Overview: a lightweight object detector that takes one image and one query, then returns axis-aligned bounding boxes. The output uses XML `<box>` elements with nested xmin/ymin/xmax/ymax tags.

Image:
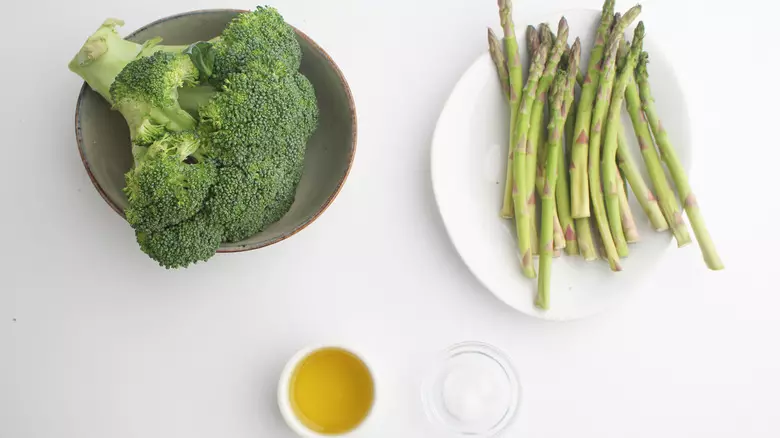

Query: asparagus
<box><xmin>488</xmin><ymin>29</ymin><xmax>510</xmax><ymax>100</ymax></box>
<box><xmin>530</xmin><ymin>190</ymin><xmax>539</xmax><ymax>256</ymax></box>
<box><xmin>526</xmin><ymin>24</ymin><xmax>540</xmax><ymax>56</ymax></box>
<box><xmin>603</xmin><ymin>23</ymin><xmax>646</xmax><ymax>258</ymax></box>
<box><xmin>559</xmin><ymin>39</ymin><xmax>586</xmax><ymax>87</ymax></box>
<box><xmin>536</xmin><ymin>72</ymin><xmax>568</xmax><ymax>310</ymax></box>
<box><xmin>616</xmin><ymin>165</ymin><xmax>640</xmax><ymax>243</ymax></box>
<box><xmin>527</xmin><ymin>23</ymin><xmax>556</xmax><ymax>192</ymax></box>
<box><xmin>617</xmin><ymin>122</ymin><xmax>668</xmax><ymax>231</ymax></box>
<box><xmin>558</xmin><ymin>40</ymin><xmax>582</xmax><ymax>256</ymax></box>
<box><xmin>624</xmin><ymin>72</ymin><xmax>691</xmax><ymax>248</ymax></box>
<box><xmin>553</xmin><ymin>207</ymin><xmax>566</xmax><ymax>250</ymax></box>
<box><xmin>498</xmin><ymin>0</ymin><xmax>524</xmax><ymax>219</ymax></box>
<box><xmin>527</xmin><ymin>23</ymin><xmax>552</xmax><ymax>256</ymax></box>
<box><xmin>636</xmin><ymin>53</ymin><xmax>724</xmax><ymax>270</ymax></box>
<box><xmin>569</xmin><ymin>0</ymin><xmax>615</xmax><ymax>219</ymax></box>
<box><xmin>533</xmin><ymin>111</ymin><xmax>566</xmax><ymax>252</ymax></box>
<box><xmin>513</xmin><ymin>44</ymin><xmax>549</xmax><ymax>278</ymax></box>
<box><xmin>587</xmin><ymin>29</ymin><xmax>623</xmax><ymax>271</ymax></box>
<box><xmin>530</xmin><ymin>19</ymin><xmax>569</xmax><ymax>251</ymax></box>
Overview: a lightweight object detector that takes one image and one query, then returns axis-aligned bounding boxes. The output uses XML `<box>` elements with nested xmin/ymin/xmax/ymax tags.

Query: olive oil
<box><xmin>289</xmin><ymin>347</ymin><xmax>374</xmax><ymax>435</ymax></box>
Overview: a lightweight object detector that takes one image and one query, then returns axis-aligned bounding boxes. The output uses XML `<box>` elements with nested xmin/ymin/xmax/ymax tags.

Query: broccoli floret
<box><xmin>197</xmin><ymin>71</ymin><xmax>318</xmax><ymax>167</ymax></box>
<box><xmin>210</xmin><ymin>6</ymin><xmax>301</xmax><ymax>83</ymax></box>
<box><xmin>136</xmin><ymin>213</ymin><xmax>223</xmax><ymax>269</ymax></box>
<box><xmin>124</xmin><ymin>132</ymin><xmax>216</xmax><ymax>232</ymax></box>
<box><xmin>205</xmin><ymin>156</ymin><xmax>301</xmax><ymax>242</ymax></box>
<box><xmin>110</xmin><ymin>51</ymin><xmax>200</xmax><ymax>145</ymax></box>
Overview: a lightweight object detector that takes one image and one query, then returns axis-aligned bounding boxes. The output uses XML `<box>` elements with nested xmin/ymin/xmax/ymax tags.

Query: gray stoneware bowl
<box><xmin>75</xmin><ymin>9</ymin><xmax>357</xmax><ymax>252</ymax></box>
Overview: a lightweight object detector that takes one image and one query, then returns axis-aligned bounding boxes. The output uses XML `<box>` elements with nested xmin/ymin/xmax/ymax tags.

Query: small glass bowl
<box><xmin>422</xmin><ymin>341</ymin><xmax>521</xmax><ymax>436</ymax></box>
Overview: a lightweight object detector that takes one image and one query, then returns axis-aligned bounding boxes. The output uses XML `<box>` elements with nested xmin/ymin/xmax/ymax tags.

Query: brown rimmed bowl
<box><xmin>74</xmin><ymin>9</ymin><xmax>357</xmax><ymax>253</ymax></box>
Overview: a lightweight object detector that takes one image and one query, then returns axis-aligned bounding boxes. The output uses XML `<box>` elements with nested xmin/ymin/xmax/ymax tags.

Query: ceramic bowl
<box><xmin>74</xmin><ymin>9</ymin><xmax>357</xmax><ymax>252</ymax></box>
<box><xmin>277</xmin><ymin>344</ymin><xmax>377</xmax><ymax>437</ymax></box>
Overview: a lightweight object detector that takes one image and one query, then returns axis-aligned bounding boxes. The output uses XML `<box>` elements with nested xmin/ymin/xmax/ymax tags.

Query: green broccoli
<box><xmin>68</xmin><ymin>20</ymin><xmax>199</xmax><ymax>145</ymax></box>
<box><xmin>195</xmin><ymin>70</ymin><xmax>317</xmax><ymax>167</ymax></box>
<box><xmin>209</xmin><ymin>6</ymin><xmax>302</xmax><ymax>83</ymax></box>
<box><xmin>136</xmin><ymin>213</ymin><xmax>223</xmax><ymax>269</ymax></box>
<box><xmin>110</xmin><ymin>51</ymin><xmax>200</xmax><ymax>145</ymax></box>
<box><xmin>205</xmin><ymin>156</ymin><xmax>302</xmax><ymax>242</ymax></box>
<box><xmin>124</xmin><ymin>131</ymin><xmax>217</xmax><ymax>233</ymax></box>
<box><xmin>69</xmin><ymin>6</ymin><xmax>319</xmax><ymax>269</ymax></box>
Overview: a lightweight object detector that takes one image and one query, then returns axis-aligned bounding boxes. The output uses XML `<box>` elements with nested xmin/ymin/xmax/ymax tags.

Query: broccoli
<box><xmin>124</xmin><ymin>132</ymin><xmax>217</xmax><ymax>233</ymax></box>
<box><xmin>196</xmin><ymin>70</ymin><xmax>317</xmax><ymax>167</ymax></box>
<box><xmin>136</xmin><ymin>213</ymin><xmax>223</xmax><ymax>269</ymax></box>
<box><xmin>68</xmin><ymin>19</ymin><xmax>202</xmax><ymax>145</ymax></box>
<box><xmin>110</xmin><ymin>51</ymin><xmax>200</xmax><ymax>145</ymax></box>
<box><xmin>209</xmin><ymin>6</ymin><xmax>302</xmax><ymax>82</ymax></box>
<box><xmin>69</xmin><ymin>6</ymin><xmax>319</xmax><ymax>269</ymax></box>
<box><xmin>205</xmin><ymin>156</ymin><xmax>302</xmax><ymax>243</ymax></box>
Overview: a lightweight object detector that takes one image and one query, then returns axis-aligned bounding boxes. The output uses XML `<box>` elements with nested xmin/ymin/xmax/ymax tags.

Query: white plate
<box><xmin>431</xmin><ymin>8</ymin><xmax>691</xmax><ymax>321</ymax></box>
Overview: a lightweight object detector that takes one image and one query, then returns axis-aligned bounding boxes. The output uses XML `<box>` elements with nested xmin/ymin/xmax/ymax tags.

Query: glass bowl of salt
<box><xmin>422</xmin><ymin>341</ymin><xmax>521</xmax><ymax>436</ymax></box>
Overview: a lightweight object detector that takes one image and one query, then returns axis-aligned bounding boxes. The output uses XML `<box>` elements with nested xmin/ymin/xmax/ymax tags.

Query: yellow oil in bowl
<box><xmin>289</xmin><ymin>347</ymin><xmax>375</xmax><ymax>435</ymax></box>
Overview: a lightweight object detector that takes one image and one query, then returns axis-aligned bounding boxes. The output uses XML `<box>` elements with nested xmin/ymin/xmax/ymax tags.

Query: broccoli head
<box><xmin>124</xmin><ymin>132</ymin><xmax>216</xmax><ymax>233</ymax></box>
<box><xmin>204</xmin><ymin>155</ymin><xmax>302</xmax><ymax>243</ymax></box>
<box><xmin>136</xmin><ymin>213</ymin><xmax>223</xmax><ymax>269</ymax></box>
<box><xmin>197</xmin><ymin>70</ymin><xmax>318</xmax><ymax>167</ymax></box>
<box><xmin>210</xmin><ymin>6</ymin><xmax>302</xmax><ymax>83</ymax></box>
<box><xmin>110</xmin><ymin>51</ymin><xmax>200</xmax><ymax>145</ymax></box>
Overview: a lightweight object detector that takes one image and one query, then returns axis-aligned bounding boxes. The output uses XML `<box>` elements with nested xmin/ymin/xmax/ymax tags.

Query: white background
<box><xmin>1</xmin><ymin>0</ymin><xmax>777</xmax><ymax>437</ymax></box>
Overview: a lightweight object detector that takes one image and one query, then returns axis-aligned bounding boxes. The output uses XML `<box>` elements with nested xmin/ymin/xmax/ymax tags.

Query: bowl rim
<box><xmin>74</xmin><ymin>8</ymin><xmax>358</xmax><ymax>254</ymax></box>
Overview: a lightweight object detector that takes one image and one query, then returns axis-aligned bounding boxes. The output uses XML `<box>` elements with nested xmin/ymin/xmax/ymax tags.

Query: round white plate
<box><xmin>431</xmin><ymin>8</ymin><xmax>691</xmax><ymax>320</ymax></box>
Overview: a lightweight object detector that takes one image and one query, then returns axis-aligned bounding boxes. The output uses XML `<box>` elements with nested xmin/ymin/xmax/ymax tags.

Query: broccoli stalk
<box><xmin>69</xmin><ymin>19</ymin><xmax>203</xmax><ymax>146</ymax></box>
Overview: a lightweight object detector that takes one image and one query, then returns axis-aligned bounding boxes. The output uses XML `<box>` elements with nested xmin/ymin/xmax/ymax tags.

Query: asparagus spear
<box><xmin>603</xmin><ymin>23</ymin><xmax>645</xmax><ymax>258</ymax></box>
<box><xmin>533</xmin><ymin>111</ymin><xmax>566</xmax><ymax>252</ymax></box>
<box><xmin>513</xmin><ymin>44</ymin><xmax>549</xmax><ymax>278</ymax></box>
<box><xmin>570</xmin><ymin>1</ymin><xmax>615</xmax><ymax>261</ymax></box>
<box><xmin>488</xmin><ymin>28</ymin><xmax>510</xmax><ymax>100</ymax></box>
<box><xmin>536</xmin><ymin>72</ymin><xmax>568</xmax><ymax>310</ymax></box>
<box><xmin>530</xmin><ymin>19</ymin><xmax>569</xmax><ymax>251</ymax></box>
<box><xmin>616</xmin><ymin>165</ymin><xmax>640</xmax><ymax>243</ymax></box>
<box><xmin>587</xmin><ymin>28</ymin><xmax>623</xmax><ymax>271</ymax></box>
<box><xmin>617</xmin><ymin>122</ymin><xmax>668</xmax><ymax>231</ymax></box>
<box><xmin>624</xmin><ymin>71</ymin><xmax>691</xmax><ymax>248</ymax></box>
<box><xmin>498</xmin><ymin>0</ymin><xmax>523</xmax><ymax>219</ymax></box>
<box><xmin>569</xmin><ymin>0</ymin><xmax>615</xmax><ymax>219</ymax></box>
<box><xmin>527</xmin><ymin>23</ymin><xmax>552</xmax><ymax>256</ymax></box>
<box><xmin>537</xmin><ymin>45</ymin><xmax>580</xmax><ymax>309</ymax></box>
<box><xmin>490</xmin><ymin>29</ymin><xmax>547</xmax><ymax>256</ymax></box>
<box><xmin>558</xmin><ymin>40</ymin><xmax>582</xmax><ymax>256</ymax></box>
<box><xmin>636</xmin><ymin>53</ymin><xmax>724</xmax><ymax>270</ymax></box>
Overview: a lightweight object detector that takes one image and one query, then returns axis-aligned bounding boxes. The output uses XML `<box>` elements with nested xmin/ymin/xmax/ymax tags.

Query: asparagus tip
<box><xmin>570</xmin><ymin>38</ymin><xmax>581</xmax><ymax>66</ymax></box>
<box><xmin>539</xmin><ymin>22</ymin><xmax>553</xmax><ymax>47</ymax></box>
<box><xmin>634</xmin><ymin>20</ymin><xmax>646</xmax><ymax>42</ymax></box>
<box><xmin>558</xmin><ymin>16</ymin><xmax>568</xmax><ymax>33</ymax></box>
<box><xmin>618</xmin><ymin>39</ymin><xmax>629</xmax><ymax>59</ymax></box>
<box><xmin>526</xmin><ymin>25</ymin><xmax>540</xmax><ymax>54</ymax></box>
<box><xmin>622</xmin><ymin>4</ymin><xmax>643</xmax><ymax>24</ymax></box>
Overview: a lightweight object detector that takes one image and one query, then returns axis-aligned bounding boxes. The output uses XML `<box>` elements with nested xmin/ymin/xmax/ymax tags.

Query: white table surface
<box><xmin>2</xmin><ymin>0</ymin><xmax>777</xmax><ymax>437</ymax></box>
